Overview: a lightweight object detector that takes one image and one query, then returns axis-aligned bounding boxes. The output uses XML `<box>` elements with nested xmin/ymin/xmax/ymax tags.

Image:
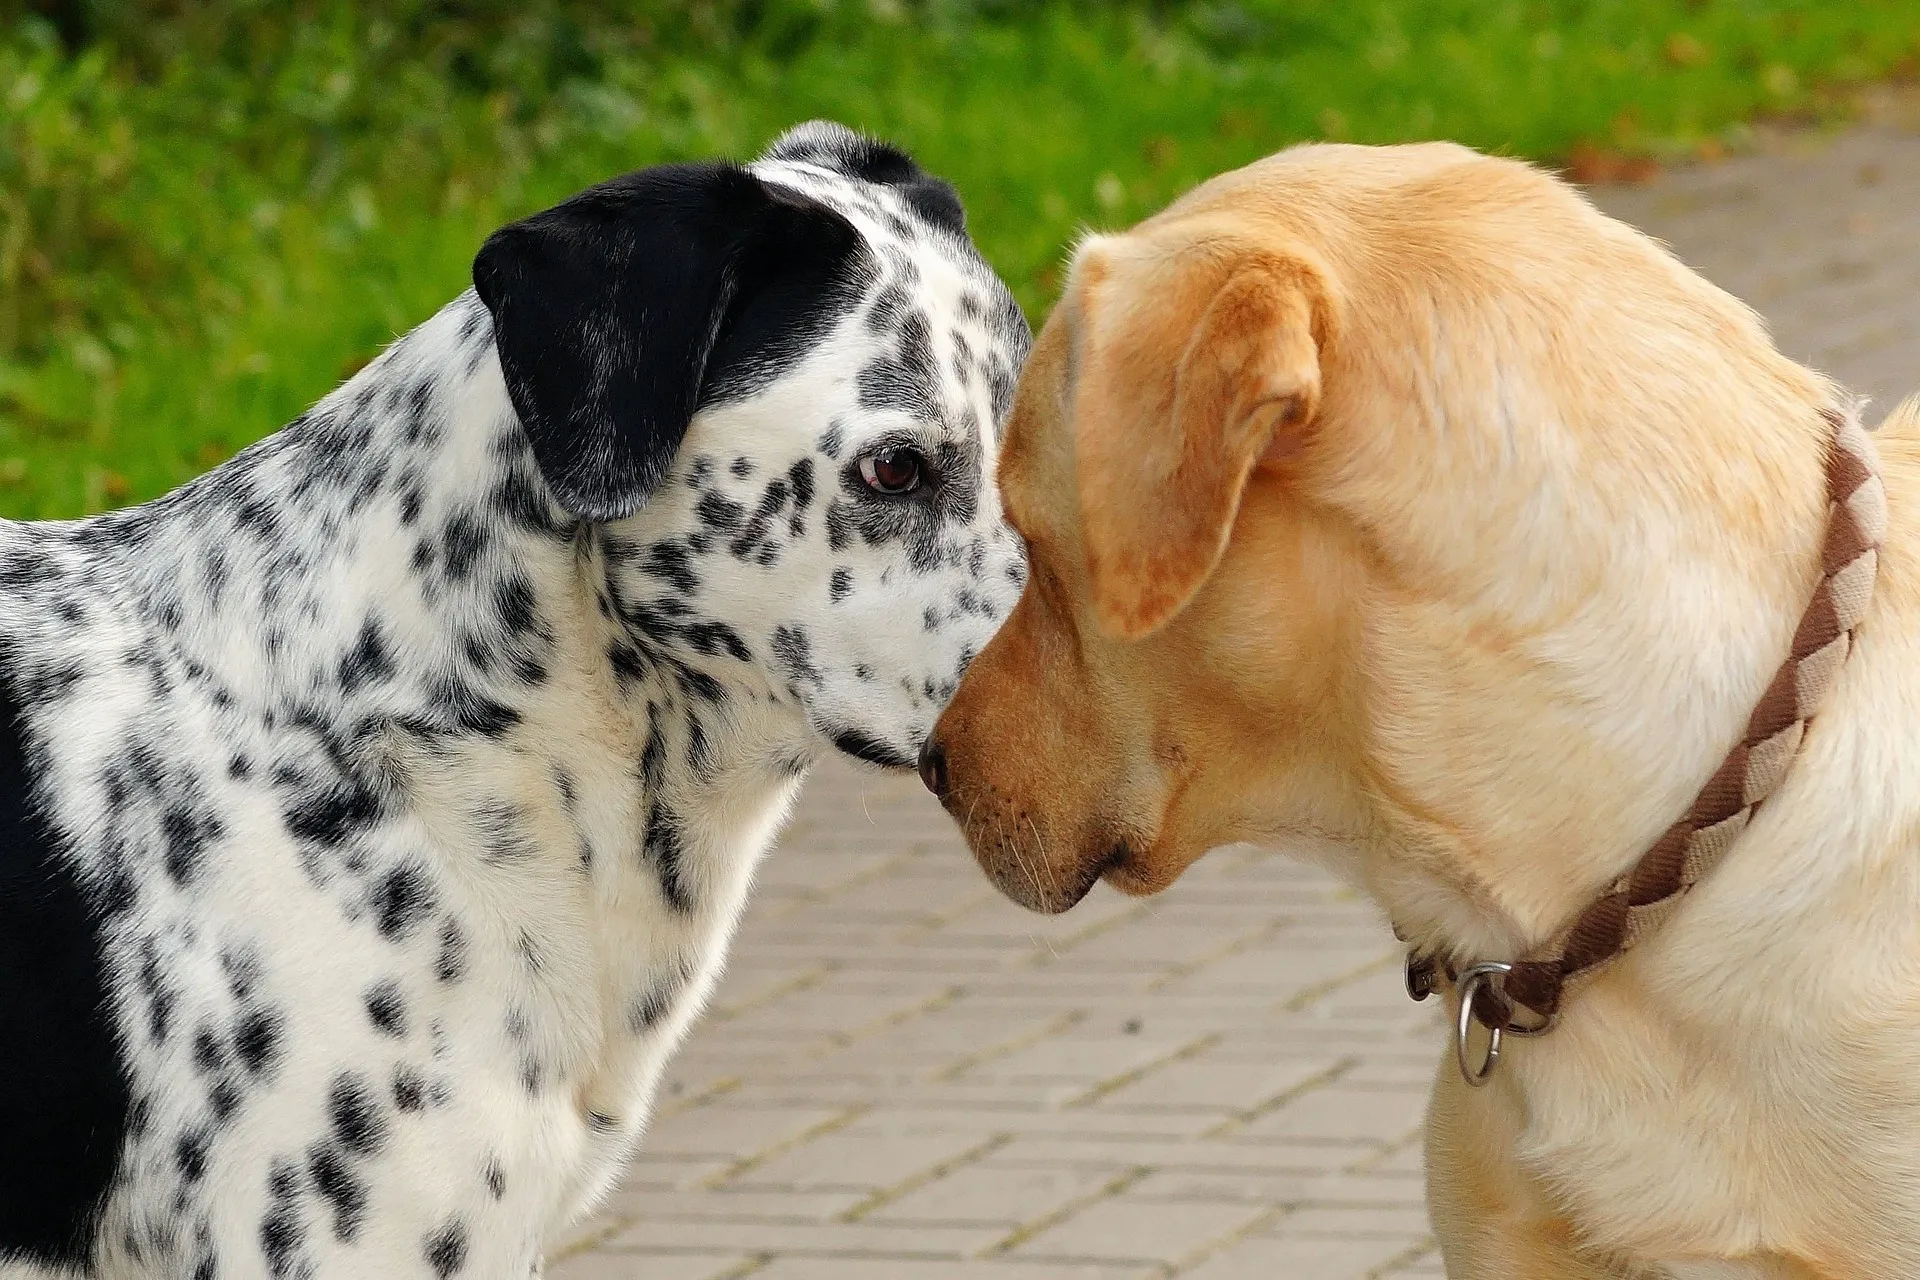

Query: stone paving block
<box><xmin>1094</xmin><ymin>1053</ymin><xmax>1345</xmax><ymax>1112</ymax></box>
<box><xmin>963</xmin><ymin>1034</ymin><xmax>1200</xmax><ymax>1086</ymax></box>
<box><xmin>548</xmin><ymin>1250</ymin><xmax>750</xmax><ymax>1280</ymax></box>
<box><xmin>989</xmin><ymin>1135</ymin><xmax>1367</xmax><ymax>1174</ymax></box>
<box><xmin>640</xmin><ymin>1105</ymin><xmax>854</xmax><ymax>1163</ymax></box>
<box><xmin>602</xmin><ymin>1216</ymin><xmax>1000</xmax><ymax>1257</ymax></box>
<box><xmin>1178</xmin><ymin>1235</ymin><xmax>1425</xmax><ymax>1280</ymax></box>
<box><xmin>1274</xmin><ymin>1203</ymin><xmax>1434</xmax><ymax>1238</ymax></box>
<box><xmin>1238</xmin><ymin>1085</ymin><xmax>1429</xmax><ymax>1146</ymax></box>
<box><xmin>594</xmin><ymin>1186</ymin><xmax>865</xmax><ymax>1223</ymax></box>
<box><xmin>1123</xmin><ymin>1167</ymin><xmax>1323</xmax><ymax>1206</ymax></box>
<box><xmin>1010</xmin><ymin>1195</ymin><xmax>1273</xmax><ymax>1267</ymax></box>
<box><xmin>728</xmin><ymin>1123</ymin><xmax>999</xmax><ymax>1192</ymax></box>
<box><xmin>752</xmin><ymin>1260</ymin><xmax>1160</xmax><ymax>1280</ymax></box>
<box><xmin>867</xmin><ymin>1161</ymin><xmax>1126</xmax><ymax>1226</ymax></box>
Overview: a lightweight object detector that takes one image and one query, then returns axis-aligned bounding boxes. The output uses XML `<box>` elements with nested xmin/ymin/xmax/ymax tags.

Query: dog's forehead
<box><xmin>751</xmin><ymin>160</ymin><xmax>1028</xmax><ymax>452</ymax></box>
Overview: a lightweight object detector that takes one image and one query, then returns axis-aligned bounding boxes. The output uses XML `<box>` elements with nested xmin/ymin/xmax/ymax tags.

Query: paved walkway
<box><xmin>554</xmin><ymin>96</ymin><xmax>1920</xmax><ymax>1280</ymax></box>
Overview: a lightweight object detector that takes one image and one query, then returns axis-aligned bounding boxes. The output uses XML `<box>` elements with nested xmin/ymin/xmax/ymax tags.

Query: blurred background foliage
<box><xmin>4</xmin><ymin>0</ymin><xmax>1920</xmax><ymax>516</ymax></box>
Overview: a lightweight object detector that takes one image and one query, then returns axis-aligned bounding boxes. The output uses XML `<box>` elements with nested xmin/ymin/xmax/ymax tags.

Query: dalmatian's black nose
<box><xmin>918</xmin><ymin>739</ymin><xmax>950</xmax><ymax>800</ymax></box>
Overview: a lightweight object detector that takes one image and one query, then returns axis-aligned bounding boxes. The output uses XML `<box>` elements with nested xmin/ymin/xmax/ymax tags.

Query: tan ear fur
<box><xmin>1072</xmin><ymin>245</ymin><xmax>1324</xmax><ymax>640</ymax></box>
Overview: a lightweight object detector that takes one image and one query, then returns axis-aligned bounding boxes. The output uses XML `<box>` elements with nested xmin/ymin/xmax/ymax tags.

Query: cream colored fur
<box><xmin>929</xmin><ymin>140</ymin><xmax>1920</xmax><ymax>1278</ymax></box>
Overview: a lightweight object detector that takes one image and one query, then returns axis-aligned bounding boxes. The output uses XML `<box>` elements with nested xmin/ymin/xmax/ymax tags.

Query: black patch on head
<box><xmin>761</xmin><ymin>120</ymin><xmax>967</xmax><ymax>234</ymax></box>
<box><xmin>829</xmin><ymin>567</ymin><xmax>852</xmax><ymax>602</ymax></box>
<box><xmin>0</xmin><ymin>665</ymin><xmax>131</xmax><ymax>1268</ymax></box>
<box><xmin>483</xmin><ymin>1158</ymin><xmax>506</xmax><ymax>1200</ymax></box>
<box><xmin>473</xmin><ymin>160</ymin><xmax>868</xmax><ymax>521</ymax></box>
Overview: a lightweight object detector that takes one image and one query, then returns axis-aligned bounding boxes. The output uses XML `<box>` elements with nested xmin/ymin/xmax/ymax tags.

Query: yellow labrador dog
<box><xmin>920</xmin><ymin>141</ymin><xmax>1920</xmax><ymax>1279</ymax></box>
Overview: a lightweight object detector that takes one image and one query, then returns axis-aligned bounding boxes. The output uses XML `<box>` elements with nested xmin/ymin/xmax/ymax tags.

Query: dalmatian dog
<box><xmin>0</xmin><ymin>121</ymin><xmax>1029</xmax><ymax>1279</ymax></box>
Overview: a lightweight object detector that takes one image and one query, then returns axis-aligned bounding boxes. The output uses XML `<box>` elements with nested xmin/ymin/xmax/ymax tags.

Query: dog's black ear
<box><xmin>761</xmin><ymin>120</ymin><xmax>967</xmax><ymax>235</ymax></box>
<box><xmin>473</xmin><ymin>162</ymin><xmax>863</xmax><ymax>521</ymax></box>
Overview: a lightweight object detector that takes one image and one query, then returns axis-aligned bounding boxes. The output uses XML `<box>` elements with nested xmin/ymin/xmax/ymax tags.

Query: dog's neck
<box><xmin>1365</xmin><ymin>401</ymin><xmax>1901</xmax><ymax>977</ymax></box>
<box><xmin>95</xmin><ymin>292</ymin><xmax>817</xmax><ymax>861</ymax></box>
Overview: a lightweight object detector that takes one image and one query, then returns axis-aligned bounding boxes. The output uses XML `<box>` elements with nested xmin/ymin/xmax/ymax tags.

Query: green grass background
<box><xmin>6</xmin><ymin>0</ymin><xmax>1920</xmax><ymax>518</ymax></box>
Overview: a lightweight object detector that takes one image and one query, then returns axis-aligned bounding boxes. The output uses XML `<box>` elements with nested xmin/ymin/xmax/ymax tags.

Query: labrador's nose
<box><xmin>918</xmin><ymin>738</ymin><xmax>951</xmax><ymax>800</ymax></box>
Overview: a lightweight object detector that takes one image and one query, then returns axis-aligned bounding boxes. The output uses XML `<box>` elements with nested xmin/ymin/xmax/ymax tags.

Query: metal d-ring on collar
<box><xmin>1406</xmin><ymin>953</ymin><xmax>1555</xmax><ymax>1087</ymax></box>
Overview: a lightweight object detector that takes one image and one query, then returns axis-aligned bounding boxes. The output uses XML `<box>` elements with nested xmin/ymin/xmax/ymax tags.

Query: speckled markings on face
<box><xmin>0</xmin><ymin>121</ymin><xmax>1028</xmax><ymax>1279</ymax></box>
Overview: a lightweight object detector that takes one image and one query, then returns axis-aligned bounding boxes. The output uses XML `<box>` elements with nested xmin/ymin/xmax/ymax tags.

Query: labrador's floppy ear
<box><xmin>473</xmin><ymin>162</ymin><xmax>862</xmax><ymax>521</ymax></box>
<box><xmin>1072</xmin><ymin>243</ymin><xmax>1327</xmax><ymax>640</ymax></box>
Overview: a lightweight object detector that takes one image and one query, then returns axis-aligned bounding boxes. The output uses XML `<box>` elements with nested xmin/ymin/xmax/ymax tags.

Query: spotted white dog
<box><xmin>0</xmin><ymin>121</ymin><xmax>1029</xmax><ymax>1279</ymax></box>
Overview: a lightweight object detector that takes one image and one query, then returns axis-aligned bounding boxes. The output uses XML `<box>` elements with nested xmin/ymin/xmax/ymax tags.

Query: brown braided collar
<box><xmin>1406</xmin><ymin>407</ymin><xmax>1886</xmax><ymax>1069</ymax></box>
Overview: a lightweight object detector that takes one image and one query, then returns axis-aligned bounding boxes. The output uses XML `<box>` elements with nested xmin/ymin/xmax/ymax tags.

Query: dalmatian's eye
<box><xmin>857</xmin><ymin>448</ymin><xmax>925</xmax><ymax>496</ymax></box>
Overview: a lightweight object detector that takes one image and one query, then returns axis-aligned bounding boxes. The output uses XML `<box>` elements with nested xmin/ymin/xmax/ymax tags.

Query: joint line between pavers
<box><xmin>1166</xmin><ymin>1204</ymin><xmax>1291</xmax><ymax>1277</ymax></box>
<box><xmin>656</xmin><ymin>1074</ymin><xmax>744</xmax><ymax>1120</ymax></box>
<box><xmin>1367</xmin><ymin>1236</ymin><xmax>1440</xmax><ymax>1278</ymax></box>
<box><xmin>703</xmin><ymin>1105</ymin><xmax>869</xmax><ymax>1188</ymax></box>
<box><xmin>839</xmin><ymin>1132</ymin><xmax>1014</xmax><ymax>1222</ymax></box>
<box><xmin>1064</xmin><ymin>1031</ymin><xmax>1225</xmax><ymax>1109</ymax></box>
<box><xmin>1277</xmin><ymin>951</ymin><xmax>1401</xmax><ymax>1012</ymax></box>
<box><xmin>709</xmin><ymin>965</ymin><xmax>834</xmax><ymax>1023</ymax></box>
<box><xmin>979</xmin><ymin>1164</ymin><xmax>1152</xmax><ymax>1257</ymax></box>
<box><xmin>1347</xmin><ymin>1126</ymin><xmax>1426</xmax><ymax>1176</ymax></box>
<box><xmin>762</xmin><ymin>843</ymin><xmax>932</xmax><ymax>921</ymax></box>
<box><xmin>1201</xmin><ymin>1055</ymin><xmax>1361</xmax><ymax>1140</ymax></box>
<box><xmin>934</xmin><ymin>1008</ymin><xmax>1089</xmax><ymax>1081</ymax></box>
<box><xmin>1018</xmin><ymin>904</ymin><xmax>1155</xmax><ymax>968</ymax></box>
<box><xmin>1145</xmin><ymin>916</ymin><xmax>1298</xmax><ymax>994</ymax></box>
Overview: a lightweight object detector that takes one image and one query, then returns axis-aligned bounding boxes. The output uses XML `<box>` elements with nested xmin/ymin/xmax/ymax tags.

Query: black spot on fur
<box><xmin>327</xmin><ymin>1073</ymin><xmax>386</xmax><ymax>1158</ymax></box>
<box><xmin>831</xmin><ymin>729</ymin><xmax>916</xmax><ymax>770</ymax></box>
<box><xmin>337</xmin><ymin>618</ymin><xmax>395</xmax><ymax>694</ymax></box>
<box><xmin>370</xmin><ymin>863</ymin><xmax>436</xmax><ymax>941</ymax></box>
<box><xmin>307</xmin><ymin>1141</ymin><xmax>367</xmax><ymax>1242</ymax></box>
<box><xmin>364</xmin><ymin>981</ymin><xmax>408</xmax><ymax>1037</ymax></box>
<box><xmin>435</xmin><ymin>918</ymin><xmax>467</xmax><ymax>983</ymax></box>
<box><xmin>424</xmin><ymin>1220</ymin><xmax>468</xmax><ymax>1278</ymax></box>
<box><xmin>771</xmin><ymin>625</ymin><xmax>821</xmax><ymax>690</ymax></box>
<box><xmin>162</xmin><ymin>802</ymin><xmax>224</xmax><ymax>886</ymax></box>
<box><xmin>176</xmin><ymin>1127</ymin><xmax>210</xmax><ymax>1182</ymax></box>
<box><xmin>282</xmin><ymin>778</ymin><xmax>383</xmax><ymax>850</ymax></box>
<box><xmin>440</xmin><ymin>511</ymin><xmax>488</xmax><ymax>581</ymax></box>
<box><xmin>260</xmin><ymin>1159</ymin><xmax>307</xmax><ymax>1278</ymax></box>
<box><xmin>392</xmin><ymin>1067</ymin><xmax>426</xmax><ymax>1114</ymax></box>
<box><xmin>643</xmin><ymin>800</ymin><xmax>693</xmax><ymax>912</ymax></box>
<box><xmin>233</xmin><ymin>1007</ymin><xmax>283</xmax><ymax>1076</ymax></box>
